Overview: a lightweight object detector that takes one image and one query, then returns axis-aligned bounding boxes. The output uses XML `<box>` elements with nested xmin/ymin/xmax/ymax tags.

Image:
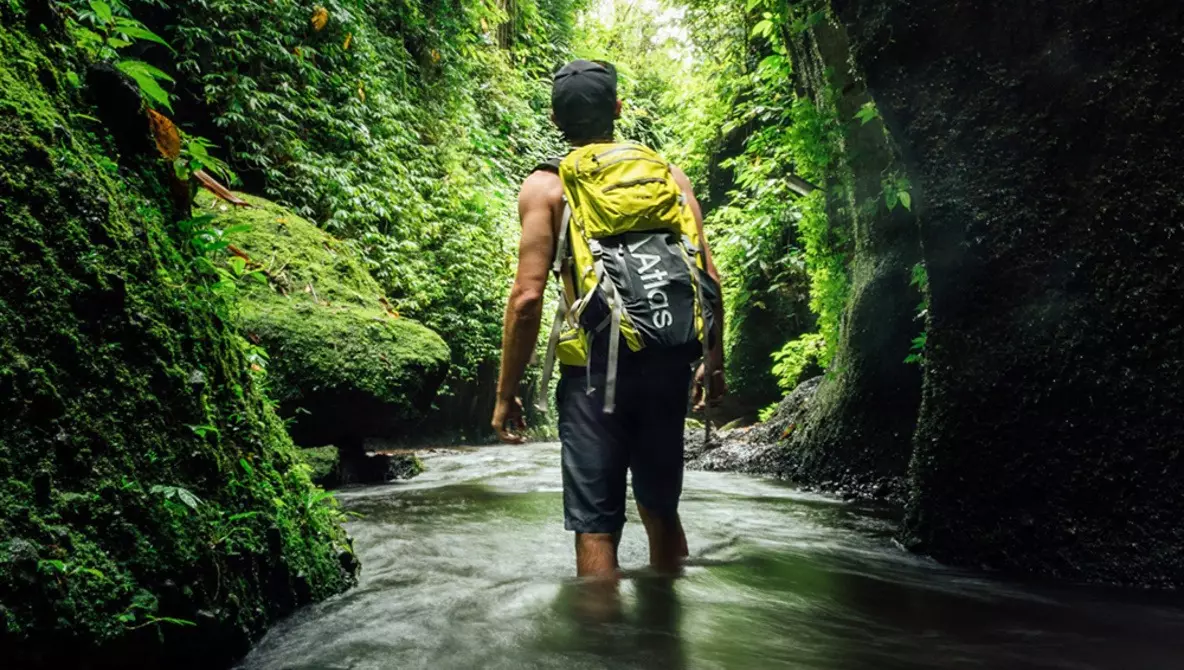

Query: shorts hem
<box><xmin>564</xmin><ymin>519</ymin><xmax>626</xmax><ymax>534</ymax></box>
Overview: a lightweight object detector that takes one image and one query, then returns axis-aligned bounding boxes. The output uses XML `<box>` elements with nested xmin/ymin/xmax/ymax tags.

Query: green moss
<box><xmin>296</xmin><ymin>446</ymin><xmax>340</xmax><ymax>486</ymax></box>
<box><xmin>0</xmin><ymin>20</ymin><xmax>355</xmax><ymax>666</ymax></box>
<box><xmin>196</xmin><ymin>192</ymin><xmax>450</xmax><ymax>432</ymax></box>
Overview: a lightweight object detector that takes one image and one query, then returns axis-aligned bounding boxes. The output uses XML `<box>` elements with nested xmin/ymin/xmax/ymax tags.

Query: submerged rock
<box><xmin>198</xmin><ymin>193</ymin><xmax>451</xmax><ymax>447</ymax></box>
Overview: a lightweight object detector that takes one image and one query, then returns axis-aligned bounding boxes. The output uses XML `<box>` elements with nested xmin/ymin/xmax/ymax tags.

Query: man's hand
<box><xmin>692</xmin><ymin>364</ymin><xmax>727</xmax><ymax>411</ymax></box>
<box><xmin>492</xmin><ymin>396</ymin><xmax>527</xmax><ymax>444</ymax></box>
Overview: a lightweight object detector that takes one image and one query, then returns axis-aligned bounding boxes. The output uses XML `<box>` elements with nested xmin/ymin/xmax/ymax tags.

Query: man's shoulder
<box><xmin>519</xmin><ymin>168</ymin><xmax>562</xmax><ymax>201</ymax></box>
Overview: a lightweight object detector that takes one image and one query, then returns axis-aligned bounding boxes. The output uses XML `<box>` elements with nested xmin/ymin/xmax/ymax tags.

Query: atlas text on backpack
<box><xmin>536</xmin><ymin>142</ymin><xmax>719</xmax><ymax>413</ymax></box>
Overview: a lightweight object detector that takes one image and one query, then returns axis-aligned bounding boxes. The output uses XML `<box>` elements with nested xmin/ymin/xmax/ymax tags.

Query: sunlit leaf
<box><xmin>311</xmin><ymin>6</ymin><xmax>329</xmax><ymax>31</ymax></box>
<box><xmin>116</xmin><ymin>59</ymin><xmax>174</xmax><ymax>112</ymax></box>
<box><xmin>117</xmin><ymin>24</ymin><xmax>175</xmax><ymax>52</ymax></box>
<box><xmin>89</xmin><ymin>0</ymin><xmax>113</xmax><ymax>24</ymax></box>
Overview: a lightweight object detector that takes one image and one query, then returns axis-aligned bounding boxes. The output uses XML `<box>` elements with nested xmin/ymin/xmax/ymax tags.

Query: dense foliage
<box><xmin>0</xmin><ymin>6</ymin><xmax>354</xmax><ymax>663</ymax></box>
<box><xmin>127</xmin><ymin>0</ymin><xmax>582</xmax><ymax>387</ymax></box>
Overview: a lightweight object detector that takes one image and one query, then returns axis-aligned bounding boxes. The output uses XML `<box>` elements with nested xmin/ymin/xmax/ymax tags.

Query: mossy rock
<box><xmin>295</xmin><ymin>446</ymin><xmax>423</xmax><ymax>488</ymax></box>
<box><xmin>0</xmin><ymin>15</ymin><xmax>354</xmax><ymax>668</ymax></box>
<box><xmin>297</xmin><ymin>446</ymin><xmax>341</xmax><ymax>486</ymax></box>
<box><xmin>196</xmin><ymin>192</ymin><xmax>450</xmax><ymax>447</ymax></box>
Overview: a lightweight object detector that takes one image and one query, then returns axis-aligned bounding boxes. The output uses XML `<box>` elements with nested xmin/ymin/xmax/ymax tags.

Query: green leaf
<box><xmin>115</xmin><ymin>59</ymin><xmax>174</xmax><ymax>112</ymax></box>
<box><xmin>227</xmin><ymin>256</ymin><xmax>247</xmax><ymax>276</ymax></box>
<box><xmin>757</xmin><ymin>55</ymin><xmax>784</xmax><ymax>72</ymax></box>
<box><xmin>855</xmin><ymin>101</ymin><xmax>879</xmax><ymax>125</ymax></box>
<box><xmin>90</xmin><ymin>0</ymin><xmax>113</xmax><ymax>24</ymax></box>
<box><xmin>176</xmin><ymin>488</ymin><xmax>202</xmax><ymax>511</ymax></box>
<box><xmin>106</xmin><ymin>37</ymin><xmax>132</xmax><ymax>49</ymax></box>
<box><xmin>186</xmin><ymin>423</ymin><xmax>220</xmax><ymax>438</ymax></box>
<box><xmin>210</xmin><ymin>278</ymin><xmax>237</xmax><ymax>296</ymax></box>
<box><xmin>746</xmin><ymin>0</ymin><xmax>763</xmax><ymax>11</ymax></box>
<box><xmin>899</xmin><ymin>191</ymin><xmax>912</xmax><ymax>211</ymax></box>
<box><xmin>222</xmin><ymin>224</ymin><xmax>251</xmax><ymax>237</ymax></box>
<box><xmin>117</xmin><ymin>25</ymin><xmax>175</xmax><ymax>52</ymax></box>
<box><xmin>751</xmin><ymin>19</ymin><xmax>772</xmax><ymax>38</ymax></box>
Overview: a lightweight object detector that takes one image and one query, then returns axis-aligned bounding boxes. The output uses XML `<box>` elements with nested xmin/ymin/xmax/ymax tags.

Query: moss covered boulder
<box><xmin>0</xmin><ymin>11</ymin><xmax>354</xmax><ymax>668</ymax></box>
<box><xmin>197</xmin><ymin>193</ymin><xmax>450</xmax><ymax>448</ymax></box>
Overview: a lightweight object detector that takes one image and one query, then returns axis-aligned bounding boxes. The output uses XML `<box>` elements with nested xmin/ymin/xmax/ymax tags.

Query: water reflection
<box><xmin>535</xmin><ymin>576</ymin><xmax>686</xmax><ymax>670</ymax></box>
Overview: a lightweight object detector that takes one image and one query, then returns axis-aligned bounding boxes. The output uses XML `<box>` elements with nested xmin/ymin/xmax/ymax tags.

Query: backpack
<box><xmin>536</xmin><ymin>142</ymin><xmax>719</xmax><ymax>413</ymax></box>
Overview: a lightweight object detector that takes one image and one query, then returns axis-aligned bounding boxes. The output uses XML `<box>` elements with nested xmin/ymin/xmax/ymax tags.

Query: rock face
<box><xmin>834</xmin><ymin>0</ymin><xmax>1184</xmax><ymax>585</ymax></box>
<box><xmin>0</xmin><ymin>14</ymin><xmax>355</xmax><ymax>667</ymax></box>
<box><xmin>780</xmin><ymin>16</ymin><xmax>923</xmax><ymax>485</ymax></box>
<box><xmin>199</xmin><ymin>193</ymin><xmax>451</xmax><ymax>448</ymax></box>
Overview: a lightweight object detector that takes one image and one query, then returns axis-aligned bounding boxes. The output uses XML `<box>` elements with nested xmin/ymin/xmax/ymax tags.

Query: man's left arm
<box><xmin>492</xmin><ymin>173</ymin><xmax>556</xmax><ymax>443</ymax></box>
<box><xmin>670</xmin><ymin>165</ymin><xmax>727</xmax><ymax>407</ymax></box>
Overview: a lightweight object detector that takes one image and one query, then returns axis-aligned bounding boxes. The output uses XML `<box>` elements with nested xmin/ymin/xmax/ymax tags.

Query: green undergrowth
<box><xmin>198</xmin><ymin>192</ymin><xmax>450</xmax><ymax>423</ymax></box>
<box><xmin>0</xmin><ymin>12</ymin><xmax>353</xmax><ymax>665</ymax></box>
<box><xmin>683</xmin><ymin>0</ymin><xmax>851</xmax><ymax>408</ymax></box>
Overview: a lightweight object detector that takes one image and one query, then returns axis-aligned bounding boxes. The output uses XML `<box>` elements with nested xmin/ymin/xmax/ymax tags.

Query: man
<box><xmin>491</xmin><ymin>59</ymin><xmax>726</xmax><ymax>579</ymax></box>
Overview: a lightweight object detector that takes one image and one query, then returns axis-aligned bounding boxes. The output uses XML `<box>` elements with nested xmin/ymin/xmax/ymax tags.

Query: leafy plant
<box><xmin>855</xmin><ymin>101</ymin><xmax>879</xmax><ymax>125</ymax></box>
<box><xmin>770</xmin><ymin>332</ymin><xmax>827</xmax><ymax>392</ymax></box>
<box><xmin>150</xmin><ymin>484</ymin><xmax>203</xmax><ymax>512</ymax></box>
<box><xmin>882</xmin><ymin>172</ymin><xmax>913</xmax><ymax>211</ymax></box>
<box><xmin>118</xmin><ymin>592</ymin><xmax>196</xmax><ymax>631</ymax></box>
<box><xmin>758</xmin><ymin>402</ymin><xmax>778</xmax><ymax>422</ymax></box>
<box><xmin>67</xmin><ymin>0</ymin><xmax>176</xmax><ymax>110</ymax></box>
<box><xmin>176</xmin><ymin>134</ymin><xmax>238</xmax><ymax>184</ymax></box>
<box><xmin>904</xmin><ymin>262</ymin><xmax>929</xmax><ymax>364</ymax></box>
<box><xmin>114</xmin><ymin>59</ymin><xmax>174</xmax><ymax>111</ymax></box>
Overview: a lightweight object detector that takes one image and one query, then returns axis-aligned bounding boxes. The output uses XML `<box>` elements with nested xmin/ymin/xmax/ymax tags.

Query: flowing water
<box><xmin>240</xmin><ymin>443</ymin><xmax>1184</xmax><ymax>670</ymax></box>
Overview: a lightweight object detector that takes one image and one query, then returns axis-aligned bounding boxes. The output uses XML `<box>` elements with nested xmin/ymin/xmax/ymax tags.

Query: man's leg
<box><xmin>557</xmin><ymin>373</ymin><xmax>628</xmax><ymax>577</ymax></box>
<box><xmin>629</xmin><ymin>361</ymin><xmax>695</xmax><ymax>574</ymax></box>
<box><xmin>575</xmin><ymin>532</ymin><xmax>618</xmax><ymax>578</ymax></box>
<box><xmin>636</xmin><ymin>504</ymin><xmax>684</xmax><ymax>574</ymax></box>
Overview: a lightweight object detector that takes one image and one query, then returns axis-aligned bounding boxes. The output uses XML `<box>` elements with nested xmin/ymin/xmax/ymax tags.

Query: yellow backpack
<box><xmin>537</xmin><ymin>142</ymin><xmax>718</xmax><ymax>413</ymax></box>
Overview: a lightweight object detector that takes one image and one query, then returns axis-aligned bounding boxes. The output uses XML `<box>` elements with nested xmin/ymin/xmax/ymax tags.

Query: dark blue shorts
<box><xmin>557</xmin><ymin>355</ymin><xmax>694</xmax><ymax>534</ymax></box>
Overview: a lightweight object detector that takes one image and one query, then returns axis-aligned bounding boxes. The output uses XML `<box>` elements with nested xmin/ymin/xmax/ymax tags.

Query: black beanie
<box><xmin>551</xmin><ymin>60</ymin><xmax>618</xmax><ymax>143</ymax></box>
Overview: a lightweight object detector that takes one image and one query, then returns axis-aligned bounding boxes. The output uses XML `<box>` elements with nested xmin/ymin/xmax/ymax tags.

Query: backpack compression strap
<box><xmin>534</xmin><ymin>201</ymin><xmax>571</xmax><ymax>412</ymax></box>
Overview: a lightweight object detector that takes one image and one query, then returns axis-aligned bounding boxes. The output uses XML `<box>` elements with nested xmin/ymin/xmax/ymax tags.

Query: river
<box><xmin>239</xmin><ymin>443</ymin><xmax>1184</xmax><ymax>669</ymax></box>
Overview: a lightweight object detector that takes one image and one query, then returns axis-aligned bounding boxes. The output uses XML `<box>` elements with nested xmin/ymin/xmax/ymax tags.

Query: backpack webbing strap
<box><xmin>535</xmin><ymin>203</ymin><xmax>573</xmax><ymax>412</ymax></box>
<box><xmin>603</xmin><ymin>272</ymin><xmax>623</xmax><ymax>414</ymax></box>
<box><xmin>683</xmin><ymin>235</ymin><xmax>714</xmax><ymax>441</ymax></box>
<box><xmin>586</xmin><ymin>239</ymin><xmax>624</xmax><ymax>414</ymax></box>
